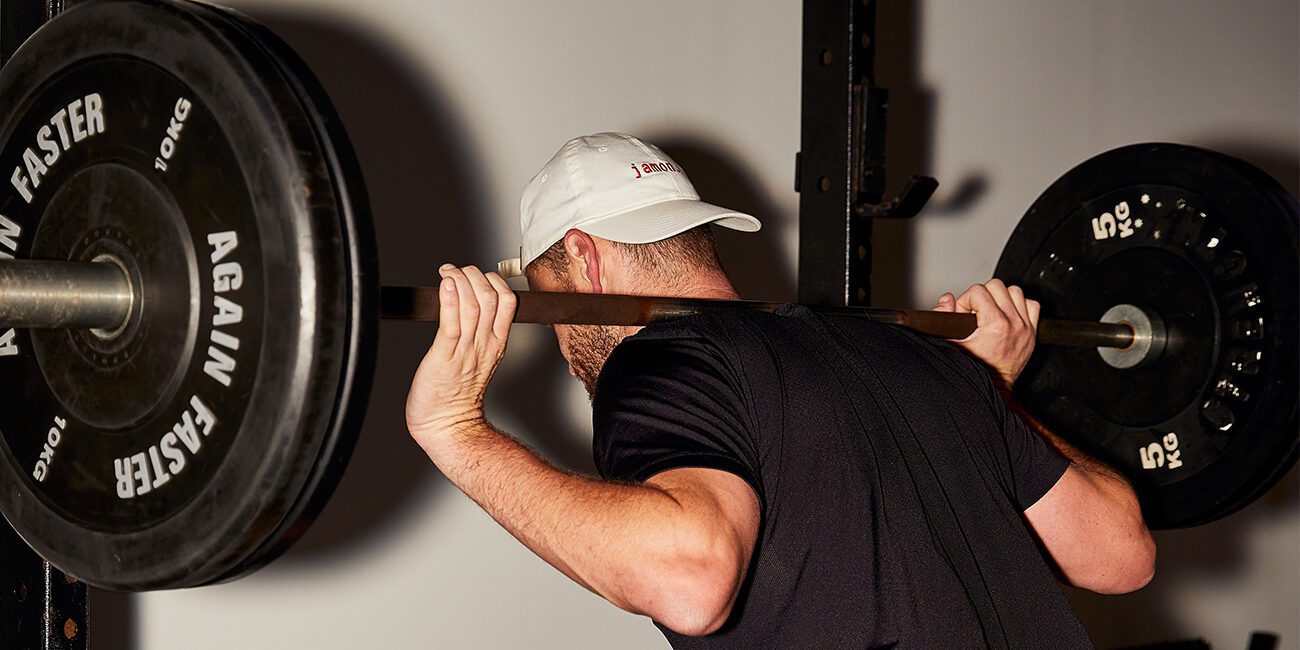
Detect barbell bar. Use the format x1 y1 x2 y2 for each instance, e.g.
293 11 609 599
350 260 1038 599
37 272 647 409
377 286 1143 349
0 257 1141 350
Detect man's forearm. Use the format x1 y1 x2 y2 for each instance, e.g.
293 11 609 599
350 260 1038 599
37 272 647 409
418 420 649 597
410 420 738 627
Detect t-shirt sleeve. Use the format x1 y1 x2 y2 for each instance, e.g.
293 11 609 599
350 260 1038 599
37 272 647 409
591 330 760 494
988 381 1069 510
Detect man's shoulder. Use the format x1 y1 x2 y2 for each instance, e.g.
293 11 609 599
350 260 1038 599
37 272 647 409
595 310 794 399
610 308 802 367
624 305 973 365
632 306 807 343
602 314 734 377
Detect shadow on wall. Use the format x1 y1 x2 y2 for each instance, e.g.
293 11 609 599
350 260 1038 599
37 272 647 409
656 137 796 303
490 325 595 472
870 0 932 309
871 0 990 308
1066 142 1298 648
236 7 490 560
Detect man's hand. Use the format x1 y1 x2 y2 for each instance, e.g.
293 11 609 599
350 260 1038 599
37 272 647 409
405 264 517 445
934 279 1040 388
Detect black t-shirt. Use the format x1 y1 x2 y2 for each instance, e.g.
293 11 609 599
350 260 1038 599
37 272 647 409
591 305 1091 649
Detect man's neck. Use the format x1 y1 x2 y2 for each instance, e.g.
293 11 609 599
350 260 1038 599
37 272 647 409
673 276 741 301
618 269 740 301
605 269 739 343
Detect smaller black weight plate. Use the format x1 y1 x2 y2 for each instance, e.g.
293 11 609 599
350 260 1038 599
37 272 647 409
996 143 1298 529
0 0 376 590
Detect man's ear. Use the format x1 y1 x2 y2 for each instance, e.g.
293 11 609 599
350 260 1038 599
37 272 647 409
562 229 604 294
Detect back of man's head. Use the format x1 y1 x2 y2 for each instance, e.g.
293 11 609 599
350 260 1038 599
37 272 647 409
529 225 721 291
500 132 761 289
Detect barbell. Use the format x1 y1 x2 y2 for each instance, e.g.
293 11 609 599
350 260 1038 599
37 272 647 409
0 0 1294 591
0 260 1141 346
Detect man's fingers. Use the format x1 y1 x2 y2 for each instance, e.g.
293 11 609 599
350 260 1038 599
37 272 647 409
432 272 460 359
408 265 509 437
934 292 956 312
440 266 480 353
983 279 1020 323
485 271 518 340
945 280 1039 387
461 266 499 338
956 284 1012 336
1007 284 1031 324
955 284 998 321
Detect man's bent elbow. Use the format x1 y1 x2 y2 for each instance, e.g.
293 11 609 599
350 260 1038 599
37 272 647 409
1090 478 1158 594
643 533 746 636
1112 530 1157 594
1085 527 1157 594
1111 499 1157 593
653 570 739 637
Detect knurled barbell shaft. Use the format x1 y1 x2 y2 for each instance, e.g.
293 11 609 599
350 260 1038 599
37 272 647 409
0 259 133 330
0 259 1136 349
379 286 1138 349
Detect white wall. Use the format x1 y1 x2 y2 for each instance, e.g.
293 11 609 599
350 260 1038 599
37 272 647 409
98 1 1297 648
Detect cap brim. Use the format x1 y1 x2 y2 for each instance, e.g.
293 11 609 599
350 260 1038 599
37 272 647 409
576 198 761 245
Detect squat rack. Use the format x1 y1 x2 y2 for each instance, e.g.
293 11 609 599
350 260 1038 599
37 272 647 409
0 0 900 647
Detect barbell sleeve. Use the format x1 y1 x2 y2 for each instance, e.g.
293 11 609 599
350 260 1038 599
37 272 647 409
0 258 133 330
1038 318 1139 349
379 286 1137 350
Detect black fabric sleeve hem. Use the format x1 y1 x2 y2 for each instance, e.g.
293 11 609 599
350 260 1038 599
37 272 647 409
1017 450 1069 510
618 451 763 501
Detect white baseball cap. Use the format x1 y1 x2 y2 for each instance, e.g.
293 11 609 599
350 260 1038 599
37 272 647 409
498 132 761 277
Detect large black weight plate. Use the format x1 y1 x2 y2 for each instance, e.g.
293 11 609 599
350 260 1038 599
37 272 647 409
997 143 1298 529
0 0 377 589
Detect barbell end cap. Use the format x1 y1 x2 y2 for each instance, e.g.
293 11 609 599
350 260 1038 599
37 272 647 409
1097 304 1165 369
497 257 523 278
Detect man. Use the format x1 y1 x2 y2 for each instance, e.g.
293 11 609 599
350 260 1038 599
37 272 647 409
405 132 1155 647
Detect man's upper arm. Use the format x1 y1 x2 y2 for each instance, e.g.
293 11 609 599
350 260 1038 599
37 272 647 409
646 467 761 554
973 360 1153 593
643 466 761 630
1023 464 1101 557
592 327 764 632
